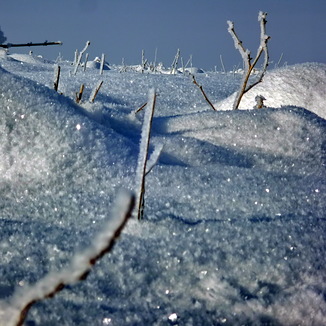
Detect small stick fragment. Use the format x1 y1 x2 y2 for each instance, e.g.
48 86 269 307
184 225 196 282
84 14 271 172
134 102 147 114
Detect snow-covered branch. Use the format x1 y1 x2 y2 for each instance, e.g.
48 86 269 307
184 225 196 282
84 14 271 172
1 191 135 326
227 11 270 110
134 89 159 220
73 41 91 75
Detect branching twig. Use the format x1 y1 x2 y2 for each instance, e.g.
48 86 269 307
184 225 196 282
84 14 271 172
2 191 135 326
73 41 91 75
135 89 157 220
192 75 217 111
227 11 270 110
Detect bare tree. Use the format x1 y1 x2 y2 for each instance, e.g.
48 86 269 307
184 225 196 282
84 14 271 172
227 11 270 110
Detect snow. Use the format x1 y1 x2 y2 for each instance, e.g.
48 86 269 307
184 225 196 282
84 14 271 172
0 52 325 325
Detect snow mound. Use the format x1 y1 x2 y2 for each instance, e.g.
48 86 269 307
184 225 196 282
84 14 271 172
0 56 325 326
8 53 53 65
217 63 326 119
0 66 134 227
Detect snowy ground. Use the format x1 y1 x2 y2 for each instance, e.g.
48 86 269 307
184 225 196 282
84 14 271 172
0 51 325 325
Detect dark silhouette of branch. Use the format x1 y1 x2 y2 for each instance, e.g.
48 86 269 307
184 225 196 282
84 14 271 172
0 41 62 49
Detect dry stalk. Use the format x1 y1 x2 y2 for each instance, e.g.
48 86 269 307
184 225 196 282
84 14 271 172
134 102 147 114
89 80 104 103
135 90 157 220
75 84 85 103
192 75 217 111
53 65 61 92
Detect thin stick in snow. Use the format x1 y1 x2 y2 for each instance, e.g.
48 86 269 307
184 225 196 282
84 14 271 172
53 64 61 92
73 41 91 75
192 75 217 111
170 49 180 74
135 89 157 220
227 11 270 110
83 53 89 72
89 80 104 103
134 102 147 114
100 53 105 75
220 54 226 73
146 143 163 176
1 191 135 326
75 83 85 103
74 49 78 65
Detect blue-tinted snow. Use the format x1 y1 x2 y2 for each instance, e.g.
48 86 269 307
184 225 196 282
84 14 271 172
0 52 325 325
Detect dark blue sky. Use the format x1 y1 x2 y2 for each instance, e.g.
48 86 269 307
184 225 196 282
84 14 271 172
1 0 325 70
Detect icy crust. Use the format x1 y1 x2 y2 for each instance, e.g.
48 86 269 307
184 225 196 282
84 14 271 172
0 57 325 325
217 62 326 119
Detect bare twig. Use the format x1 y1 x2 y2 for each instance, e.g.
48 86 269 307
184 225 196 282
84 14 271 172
134 102 147 114
53 65 61 92
75 84 85 103
83 53 89 72
192 75 217 111
135 90 157 220
2 191 135 326
0 41 62 49
227 11 270 110
89 80 104 103
73 41 91 75
170 49 180 74
100 53 105 75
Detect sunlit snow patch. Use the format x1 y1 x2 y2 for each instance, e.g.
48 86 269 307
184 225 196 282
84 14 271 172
217 63 326 119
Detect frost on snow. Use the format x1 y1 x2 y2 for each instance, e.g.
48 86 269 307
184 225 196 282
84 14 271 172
0 54 325 326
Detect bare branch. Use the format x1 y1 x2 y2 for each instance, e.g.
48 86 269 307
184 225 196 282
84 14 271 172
192 75 217 111
89 80 104 103
135 89 157 220
0 41 62 49
2 191 135 326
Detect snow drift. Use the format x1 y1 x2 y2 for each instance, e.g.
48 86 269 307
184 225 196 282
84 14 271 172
217 63 326 119
0 55 325 326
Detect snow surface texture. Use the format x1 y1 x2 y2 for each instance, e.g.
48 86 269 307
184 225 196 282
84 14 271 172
0 53 325 325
